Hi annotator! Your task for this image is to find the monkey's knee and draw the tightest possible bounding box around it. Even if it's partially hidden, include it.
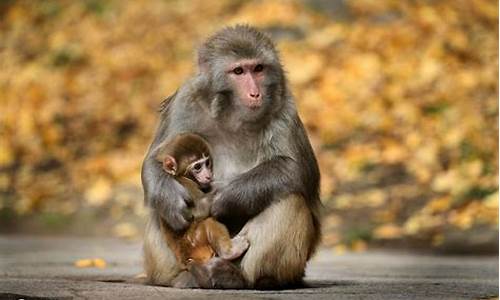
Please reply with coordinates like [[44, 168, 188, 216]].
[[240, 194, 317, 287]]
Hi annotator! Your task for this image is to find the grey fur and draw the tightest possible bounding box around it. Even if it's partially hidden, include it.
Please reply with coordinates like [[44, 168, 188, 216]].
[[142, 25, 321, 288]]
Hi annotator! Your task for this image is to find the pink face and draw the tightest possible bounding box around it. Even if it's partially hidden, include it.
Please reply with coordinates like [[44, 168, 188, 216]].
[[226, 59, 266, 109], [188, 156, 212, 189]]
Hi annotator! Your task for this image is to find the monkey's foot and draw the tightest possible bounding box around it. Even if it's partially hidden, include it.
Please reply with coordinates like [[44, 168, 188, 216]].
[[189, 257, 247, 289], [171, 270, 200, 288], [221, 236, 249, 260]]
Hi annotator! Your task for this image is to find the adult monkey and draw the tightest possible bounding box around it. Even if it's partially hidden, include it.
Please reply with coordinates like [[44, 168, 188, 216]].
[[142, 25, 321, 289]]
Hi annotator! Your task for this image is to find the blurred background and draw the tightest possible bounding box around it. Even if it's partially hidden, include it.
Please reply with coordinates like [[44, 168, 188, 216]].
[[0, 0, 497, 254]]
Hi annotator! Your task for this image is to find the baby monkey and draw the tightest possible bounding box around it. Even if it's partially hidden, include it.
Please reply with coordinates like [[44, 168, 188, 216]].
[[155, 133, 249, 266]]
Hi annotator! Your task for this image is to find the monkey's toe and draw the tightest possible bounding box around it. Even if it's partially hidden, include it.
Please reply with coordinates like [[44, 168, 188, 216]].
[[221, 236, 249, 260]]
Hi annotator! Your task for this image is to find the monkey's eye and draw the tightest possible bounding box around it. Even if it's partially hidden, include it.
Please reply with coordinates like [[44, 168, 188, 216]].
[[206, 159, 211, 168], [193, 163, 202, 172], [233, 67, 244, 75], [254, 64, 264, 72]]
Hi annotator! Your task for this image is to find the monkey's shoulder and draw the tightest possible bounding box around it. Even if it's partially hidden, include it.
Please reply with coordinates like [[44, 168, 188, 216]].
[[159, 74, 205, 112]]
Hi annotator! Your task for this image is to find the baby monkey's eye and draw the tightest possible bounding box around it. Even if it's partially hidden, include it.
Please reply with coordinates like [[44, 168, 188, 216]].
[[233, 67, 244, 75], [254, 64, 264, 72], [206, 159, 211, 168], [193, 163, 202, 171]]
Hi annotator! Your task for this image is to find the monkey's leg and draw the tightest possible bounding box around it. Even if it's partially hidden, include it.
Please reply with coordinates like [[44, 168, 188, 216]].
[[239, 194, 317, 289], [203, 218, 249, 260], [143, 211, 184, 286], [189, 257, 247, 289], [171, 270, 200, 288]]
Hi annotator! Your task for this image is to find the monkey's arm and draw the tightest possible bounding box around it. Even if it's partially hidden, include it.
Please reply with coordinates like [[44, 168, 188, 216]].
[[142, 157, 194, 231], [211, 117, 320, 221], [141, 93, 196, 232], [211, 156, 305, 220]]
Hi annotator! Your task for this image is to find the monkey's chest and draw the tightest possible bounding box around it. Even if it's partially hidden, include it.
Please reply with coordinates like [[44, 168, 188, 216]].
[[211, 143, 257, 181]]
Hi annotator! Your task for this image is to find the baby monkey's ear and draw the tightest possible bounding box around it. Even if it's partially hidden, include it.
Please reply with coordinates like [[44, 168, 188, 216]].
[[162, 155, 177, 176]]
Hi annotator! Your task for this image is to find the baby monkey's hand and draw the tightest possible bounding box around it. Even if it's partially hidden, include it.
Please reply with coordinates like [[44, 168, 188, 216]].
[[192, 190, 216, 219]]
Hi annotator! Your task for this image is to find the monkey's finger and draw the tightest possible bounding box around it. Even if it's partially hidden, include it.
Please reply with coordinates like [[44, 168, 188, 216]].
[[167, 215, 190, 232]]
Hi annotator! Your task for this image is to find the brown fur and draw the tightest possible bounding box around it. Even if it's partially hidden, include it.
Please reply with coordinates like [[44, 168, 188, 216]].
[[144, 134, 248, 286], [239, 194, 316, 287], [155, 133, 211, 176]]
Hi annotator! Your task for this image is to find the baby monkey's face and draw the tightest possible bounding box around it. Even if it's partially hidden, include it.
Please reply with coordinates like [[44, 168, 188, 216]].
[[187, 155, 212, 189]]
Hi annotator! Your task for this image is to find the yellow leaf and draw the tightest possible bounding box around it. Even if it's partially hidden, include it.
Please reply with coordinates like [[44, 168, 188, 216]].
[[404, 214, 444, 235], [75, 259, 93, 268], [448, 204, 477, 230], [373, 224, 403, 240], [93, 258, 107, 268], [85, 178, 112, 207], [418, 57, 441, 84], [74, 258, 107, 268], [432, 170, 460, 193], [362, 189, 387, 208], [283, 52, 323, 85], [484, 192, 498, 209], [308, 25, 344, 50], [113, 222, 138, 239], [0, 141, 14, 166], [351, 240, 367, 252], [381, 141, 408, 164], [463, 160, 483, 180], [424, 197, 451, 214]]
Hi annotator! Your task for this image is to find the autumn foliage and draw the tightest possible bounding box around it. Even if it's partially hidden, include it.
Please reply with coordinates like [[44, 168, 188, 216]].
[[0, 0, 497, 251]]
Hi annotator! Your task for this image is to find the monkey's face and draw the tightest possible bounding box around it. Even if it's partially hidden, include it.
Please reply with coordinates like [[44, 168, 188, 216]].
[[198, 26, 286, 127], [226, 59, 266, 110], [186, 156, 213, 189], [212, 57, 283, 126]]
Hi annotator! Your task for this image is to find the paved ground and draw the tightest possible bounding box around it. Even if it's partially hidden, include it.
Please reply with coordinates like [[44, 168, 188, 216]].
[[0, 236, 497, 300]]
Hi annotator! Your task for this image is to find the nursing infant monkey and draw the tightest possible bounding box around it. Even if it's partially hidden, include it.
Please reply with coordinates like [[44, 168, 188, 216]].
[[156, 133, 249, 264], [148, 133, 249, 287]]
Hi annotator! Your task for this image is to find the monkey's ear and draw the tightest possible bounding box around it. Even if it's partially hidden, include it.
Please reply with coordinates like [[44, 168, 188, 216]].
[[162, 155, 177, 175]]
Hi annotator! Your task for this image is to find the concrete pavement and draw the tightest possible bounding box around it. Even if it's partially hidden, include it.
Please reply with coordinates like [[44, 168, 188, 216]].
[[0, 236, 497, 299]]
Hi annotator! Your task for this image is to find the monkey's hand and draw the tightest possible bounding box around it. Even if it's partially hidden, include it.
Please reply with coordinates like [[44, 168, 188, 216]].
[[209, 188, 230, 219], [154, 176, 194, 231]]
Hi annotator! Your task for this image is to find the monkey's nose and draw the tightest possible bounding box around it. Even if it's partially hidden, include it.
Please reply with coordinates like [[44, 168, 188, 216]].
[[249, 93, 260, 99]]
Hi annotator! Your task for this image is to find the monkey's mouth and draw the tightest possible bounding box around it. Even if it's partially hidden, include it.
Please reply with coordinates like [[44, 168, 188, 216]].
[[200, 185, 212, 193], [247, 104, 261, 111], [244, 99, 262, 110]]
